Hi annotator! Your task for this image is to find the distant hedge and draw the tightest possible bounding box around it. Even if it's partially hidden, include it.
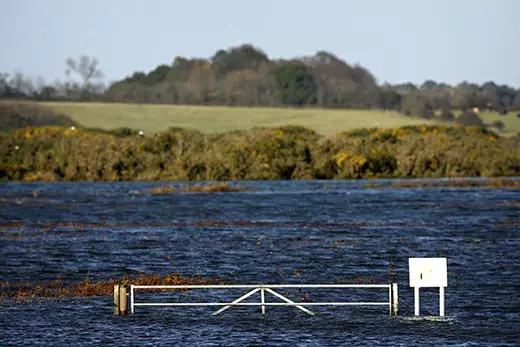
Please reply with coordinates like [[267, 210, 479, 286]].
[[0, 102, 77, 132], [0, 124, 519, 181]]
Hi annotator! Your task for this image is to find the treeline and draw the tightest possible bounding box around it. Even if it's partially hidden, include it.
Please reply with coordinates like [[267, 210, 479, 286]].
[[1, 44, 520, 118], [1, 124, 518, 182]]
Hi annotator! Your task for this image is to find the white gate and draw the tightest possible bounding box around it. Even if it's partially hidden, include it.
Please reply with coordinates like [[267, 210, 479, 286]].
[[119, 283, 399, 316]]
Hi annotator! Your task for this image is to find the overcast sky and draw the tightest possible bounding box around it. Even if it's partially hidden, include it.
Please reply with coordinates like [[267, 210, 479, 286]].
[[1, 0, 518, 87]]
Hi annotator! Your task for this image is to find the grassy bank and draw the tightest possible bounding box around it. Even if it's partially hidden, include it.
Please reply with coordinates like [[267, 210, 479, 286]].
[[1, 124, 519, 181]]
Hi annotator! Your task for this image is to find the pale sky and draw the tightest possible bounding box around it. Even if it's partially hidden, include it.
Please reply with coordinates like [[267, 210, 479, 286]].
[[1, 0, 519, 87]]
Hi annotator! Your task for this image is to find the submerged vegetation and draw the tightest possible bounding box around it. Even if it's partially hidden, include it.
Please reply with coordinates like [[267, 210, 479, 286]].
[[144, 183, 249, 194], [1, 123, 519, 181], [0, 273, 226, 299]]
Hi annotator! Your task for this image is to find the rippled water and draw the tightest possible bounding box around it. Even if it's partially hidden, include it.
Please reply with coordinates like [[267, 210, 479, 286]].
[[1, 179, 519, 346]]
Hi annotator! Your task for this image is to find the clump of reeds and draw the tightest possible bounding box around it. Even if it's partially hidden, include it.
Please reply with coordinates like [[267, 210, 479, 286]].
[[145, 184, 175, 194], [143, 183, 248, 194], [361, 183, 381, 189], [0, 273, 226, 299], [181, 183, 248, 193]]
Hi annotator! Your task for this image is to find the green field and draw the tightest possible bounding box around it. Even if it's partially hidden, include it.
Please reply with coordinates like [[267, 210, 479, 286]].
[[40, 102, 520, 136]]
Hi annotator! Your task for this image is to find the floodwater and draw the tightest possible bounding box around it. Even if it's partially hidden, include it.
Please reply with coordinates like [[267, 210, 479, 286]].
[[0, 179, 519, 346]]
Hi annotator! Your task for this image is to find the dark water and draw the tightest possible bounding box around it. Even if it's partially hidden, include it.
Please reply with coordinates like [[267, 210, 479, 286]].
[[1, 179, 519, 346]]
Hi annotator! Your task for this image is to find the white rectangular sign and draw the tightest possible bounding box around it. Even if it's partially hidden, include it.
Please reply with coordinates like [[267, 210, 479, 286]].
[[409, 257, 447, 288]]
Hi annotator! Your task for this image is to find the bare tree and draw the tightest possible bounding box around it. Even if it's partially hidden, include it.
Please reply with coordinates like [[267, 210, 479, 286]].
[[65, 55, 104, 99]]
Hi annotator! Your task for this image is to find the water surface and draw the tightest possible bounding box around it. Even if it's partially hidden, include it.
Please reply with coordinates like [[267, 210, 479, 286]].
[[1, 179, 519, 346]]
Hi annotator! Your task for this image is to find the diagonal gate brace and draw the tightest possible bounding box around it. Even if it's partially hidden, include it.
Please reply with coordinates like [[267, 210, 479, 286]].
[[211, 288, 261, 316], [211, 287, 315, 316]]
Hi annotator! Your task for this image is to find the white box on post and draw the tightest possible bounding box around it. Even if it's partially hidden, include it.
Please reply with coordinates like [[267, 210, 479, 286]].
[[409, 257, 448, 316]]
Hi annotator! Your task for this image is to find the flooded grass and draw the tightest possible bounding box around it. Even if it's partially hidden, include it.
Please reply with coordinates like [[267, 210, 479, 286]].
[[144, 183, 249, 194], [0, 273, 227, 299]]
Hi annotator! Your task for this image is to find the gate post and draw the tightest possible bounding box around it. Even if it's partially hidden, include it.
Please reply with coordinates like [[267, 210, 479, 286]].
[[391, 283, 399, 316], [114, 284, 120, 315], [114, 284, 129, 316]]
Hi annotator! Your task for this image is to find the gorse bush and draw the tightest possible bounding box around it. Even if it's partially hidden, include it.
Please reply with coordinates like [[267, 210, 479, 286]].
[[0, 124, 518, 181]]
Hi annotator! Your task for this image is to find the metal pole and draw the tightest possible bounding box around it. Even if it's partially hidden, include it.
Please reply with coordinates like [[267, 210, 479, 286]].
[[132, 284, 390, 289], [131, 285, 135, 314], [439, 287, 445, 317], [133, 302, 392, 307], [388, 284, 391, 315], [414, 287, 420, 316], [261, 288, 266, 316]]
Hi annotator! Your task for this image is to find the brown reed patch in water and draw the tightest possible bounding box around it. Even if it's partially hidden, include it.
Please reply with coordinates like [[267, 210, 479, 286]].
[[363, 179, 520, 189], [0, 273, 227, 299], [146, 184, 175, 194], [183, 183, 248, 193], [143, 183, 249, 195], [329, 239, 362, 248], [362, 183, 381, 189], [0, 222, 26, 230]]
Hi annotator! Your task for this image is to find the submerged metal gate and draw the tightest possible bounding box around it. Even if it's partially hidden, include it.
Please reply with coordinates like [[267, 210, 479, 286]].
[[114, 283, 399, 316]]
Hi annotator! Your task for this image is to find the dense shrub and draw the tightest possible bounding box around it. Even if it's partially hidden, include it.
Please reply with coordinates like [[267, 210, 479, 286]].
[[0, 102, 77, 132], [0, 125, 518, 181]]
